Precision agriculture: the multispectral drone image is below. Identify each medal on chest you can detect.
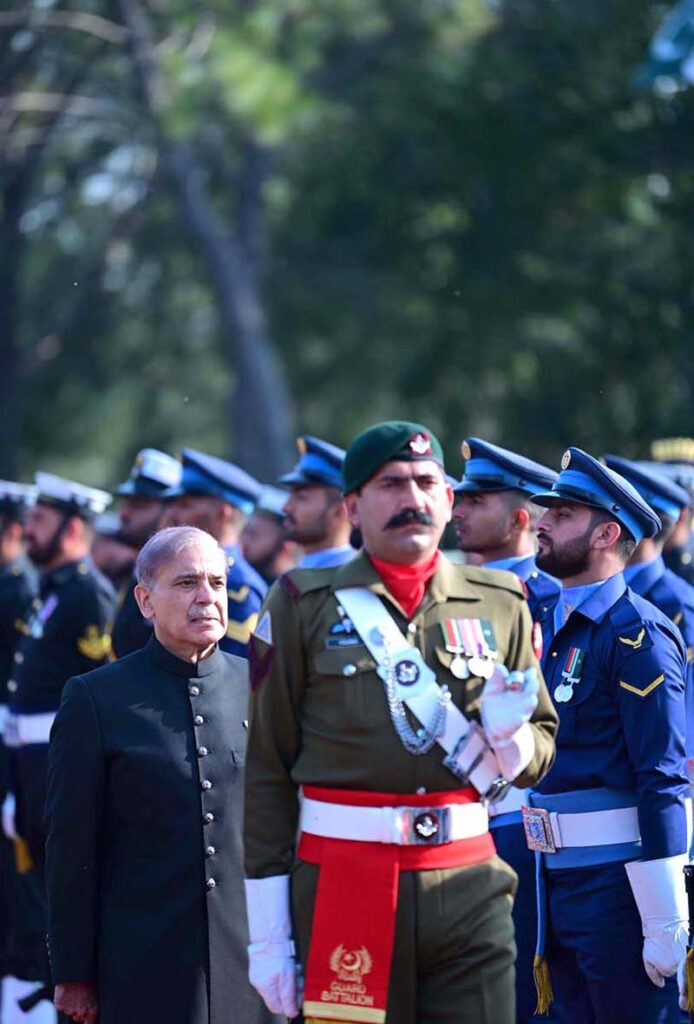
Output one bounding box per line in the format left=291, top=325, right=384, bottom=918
left=554, top=646, right=586, bottom=704
left=27, top=594, right=59, bottom=640
left=440, top=618, right=498, bottom=679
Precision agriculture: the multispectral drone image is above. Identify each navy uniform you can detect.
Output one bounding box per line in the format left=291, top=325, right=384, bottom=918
left=279, top=435, right=355, bottom=568
left=453, top=438, right=560, bottom=1024
left=527, top=450, right=689, bottom=1024
left=110, top=448, right=181, bottom=659
left=0, top=484, right=46, bottom=1021
left=7, top=475, right=116, bottom=869
left=164, top=450, right=267, bottom=656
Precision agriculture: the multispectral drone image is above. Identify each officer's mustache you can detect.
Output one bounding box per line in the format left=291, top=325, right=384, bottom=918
left=536, top=532, right=552, bottom=547
left=385, top=508, right=434, bottom=530
left=188, top=607, right=220, bottom=621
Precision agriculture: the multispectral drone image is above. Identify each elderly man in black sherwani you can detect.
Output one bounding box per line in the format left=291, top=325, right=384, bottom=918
left=44, top=526, right=284, bottom=1024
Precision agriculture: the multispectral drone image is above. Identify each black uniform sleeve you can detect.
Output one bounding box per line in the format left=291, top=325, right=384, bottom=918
left=45, top=676, right=104, bottom=983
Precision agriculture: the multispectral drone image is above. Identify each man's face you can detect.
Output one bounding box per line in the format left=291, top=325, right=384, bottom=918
left=346, top=460, right=452, bottom=564
left=24, top=504, right=67, bottom=567
left=165, top=495, right=224, bottom=539
left=452, top=491, right=516, bottom=553
left=118, top=496, right=164, bottom=548
left=241, top=512, right=285, bottom=567
left=535, top=502, right=599, bottom=580
left=135, top=541, right=228, bottom=658
left=283, top=485, right=340, bottom=545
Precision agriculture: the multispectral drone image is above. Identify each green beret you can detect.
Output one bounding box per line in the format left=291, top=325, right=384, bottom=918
left=343, top=421, right=445, bottom=494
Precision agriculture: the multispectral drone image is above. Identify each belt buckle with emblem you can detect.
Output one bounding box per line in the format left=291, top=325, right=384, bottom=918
left=400, top=806, right=451, bottom=845
left=521, top=805, right=556, bottom=853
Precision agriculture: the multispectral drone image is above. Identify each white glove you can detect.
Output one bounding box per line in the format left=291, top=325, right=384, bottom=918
left=481, top=665, right=539, bottom=743
left=625, top=855, right=689, bottom=988
left=2, top=792, right=16, bottom=840
left=245, top=875, right=302, bottom=1018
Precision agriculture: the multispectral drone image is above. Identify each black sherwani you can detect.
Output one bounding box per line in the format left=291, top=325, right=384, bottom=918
left=45, top=636, right=284, bottom=1024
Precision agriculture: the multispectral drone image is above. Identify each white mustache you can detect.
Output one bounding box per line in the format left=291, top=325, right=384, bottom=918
left=188, top=607, right=220, bottom=622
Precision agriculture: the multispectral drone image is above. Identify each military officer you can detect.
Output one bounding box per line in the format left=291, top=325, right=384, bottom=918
left=0, top=483, right=47, bottom=1023
left=524, top=449, right=689, bottom=1024
left=110, top=448, right=181, bottom=658
left=651, top=438, right=694, bottom=586
left=240, top=486, right=298, bottom=585
left=164, top=449, right=267, bottom=656
left=45, top=527, right=284, bottom=1024
left=244, top=420, right=558, bottom=1024
left=280, top=435, right=355, bottom=568
left=452, top=438, right=560, bottom=1024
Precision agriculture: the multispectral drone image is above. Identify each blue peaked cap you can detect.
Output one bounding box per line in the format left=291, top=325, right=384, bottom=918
left=163, top=449, right=261, bottom=515
left=454, top=437, right=558, bottom=497
left=602, top=455, right=690, bottom=522
left=279, top=435, right=345, bottom=490
left=114, top=448, right=181, bottom=498
left=532, top=447, right=661, bottom=544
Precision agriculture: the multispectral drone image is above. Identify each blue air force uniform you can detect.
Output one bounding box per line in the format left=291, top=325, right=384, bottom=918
left=165, top=450, right=267, bottom=656
left=279, top=435, right=355, bottom=569
left=527, top=449, right=689, bottom=1024
left=110, top=448, right=181, bottom=659
left=603, top=455, right=694, bottom=762
left=453, top=437, right=560, bottom=1024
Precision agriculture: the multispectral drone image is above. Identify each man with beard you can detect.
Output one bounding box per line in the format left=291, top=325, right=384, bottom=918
left=0, top=483, right=46, bottom=1023
left=523, top=448, right=689, bottom=1024
left=45, top=527, right=285, bottom=1024
left=451, top=437, right=560, bottom=1024
left=164, top=450, right=267, bottom=656
left=240, top=487, right=298, bottom=585
left=280, top=435, right=354, bottom=568
left=110, top=448, right=182, bottom=658
left=1, top=474, right=115, bottom=1017
left=244, top=420, right=558, bottom=1024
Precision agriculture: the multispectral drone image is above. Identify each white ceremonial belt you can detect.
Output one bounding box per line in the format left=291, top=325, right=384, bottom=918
left=300, top=796, right=489, bottom=847
left=4, top=712, right=56, bottom=747
left=335, top=587, right=510, bottom=803
left=489, top=786, right=527, bottom=818
left=522, top=804, right=640, bottom=853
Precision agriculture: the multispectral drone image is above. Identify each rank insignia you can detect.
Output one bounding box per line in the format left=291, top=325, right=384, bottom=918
left=554, top=646, right=585, bottom=703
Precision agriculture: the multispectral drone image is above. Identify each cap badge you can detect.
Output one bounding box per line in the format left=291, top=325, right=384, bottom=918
left=461, top=441, right=472, bottom=460
left=561, top=450, right=571, bottom=470
left=409, top=433, right=432, bottom=456
left=296, top=437, right=307, bottom=455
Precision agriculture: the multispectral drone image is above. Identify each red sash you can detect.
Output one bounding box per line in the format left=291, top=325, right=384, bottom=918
left=299, top=786, right=495, bottom=1024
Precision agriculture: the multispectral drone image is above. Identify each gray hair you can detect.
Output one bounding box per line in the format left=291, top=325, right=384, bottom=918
left=136, top=526, right=226, bottom=588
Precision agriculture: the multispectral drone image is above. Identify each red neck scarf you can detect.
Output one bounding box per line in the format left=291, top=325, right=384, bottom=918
left=369, top=550, right=440, bottom=619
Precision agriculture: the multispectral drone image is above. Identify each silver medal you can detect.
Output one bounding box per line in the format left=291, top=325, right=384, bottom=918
left=450, top=655, right=470, bottom=680
left=468, top=655, right=487, bottom=677
left=554, top=682, right=574, bottom=703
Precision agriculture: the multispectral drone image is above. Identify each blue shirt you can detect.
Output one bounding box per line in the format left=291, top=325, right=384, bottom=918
left=298, top=546, right=355, bottom=569
left=624, top=555, right=694, bottom=754
left=221, top=545, right=268, bottom=658
left=485, top=554, right=560, bottom=623
left=535, top=572, right=689, bottom=860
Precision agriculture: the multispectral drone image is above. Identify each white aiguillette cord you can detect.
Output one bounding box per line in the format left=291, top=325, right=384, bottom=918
left=334, top=587, right=508, bottom=799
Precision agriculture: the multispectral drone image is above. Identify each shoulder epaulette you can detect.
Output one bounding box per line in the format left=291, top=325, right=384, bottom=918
left=459, top=564, right=525, bottom=597
left=279, top=567, right=336, bottom=599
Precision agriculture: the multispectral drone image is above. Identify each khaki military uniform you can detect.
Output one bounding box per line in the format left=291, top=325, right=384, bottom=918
left=245, top=552, right=558, bottom=1024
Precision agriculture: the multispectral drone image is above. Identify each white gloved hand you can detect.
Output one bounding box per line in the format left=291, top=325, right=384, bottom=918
left=625, top=855, right=689, bottom=988
left=245, top=875, right=302, bottom=1018
left=2, top=792, right=16, bottom=840
left=481, top=665, right=539, bottom=744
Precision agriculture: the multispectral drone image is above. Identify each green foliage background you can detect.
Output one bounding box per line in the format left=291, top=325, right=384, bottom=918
left=3, top=0, right=692, bottom=486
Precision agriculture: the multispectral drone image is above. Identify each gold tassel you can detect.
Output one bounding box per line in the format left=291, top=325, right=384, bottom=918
left=533, top=953, right=554, bottom=1015
left=686, top=947, right=694, bottom=1013
left=13, top=837, right=33, bottom=875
